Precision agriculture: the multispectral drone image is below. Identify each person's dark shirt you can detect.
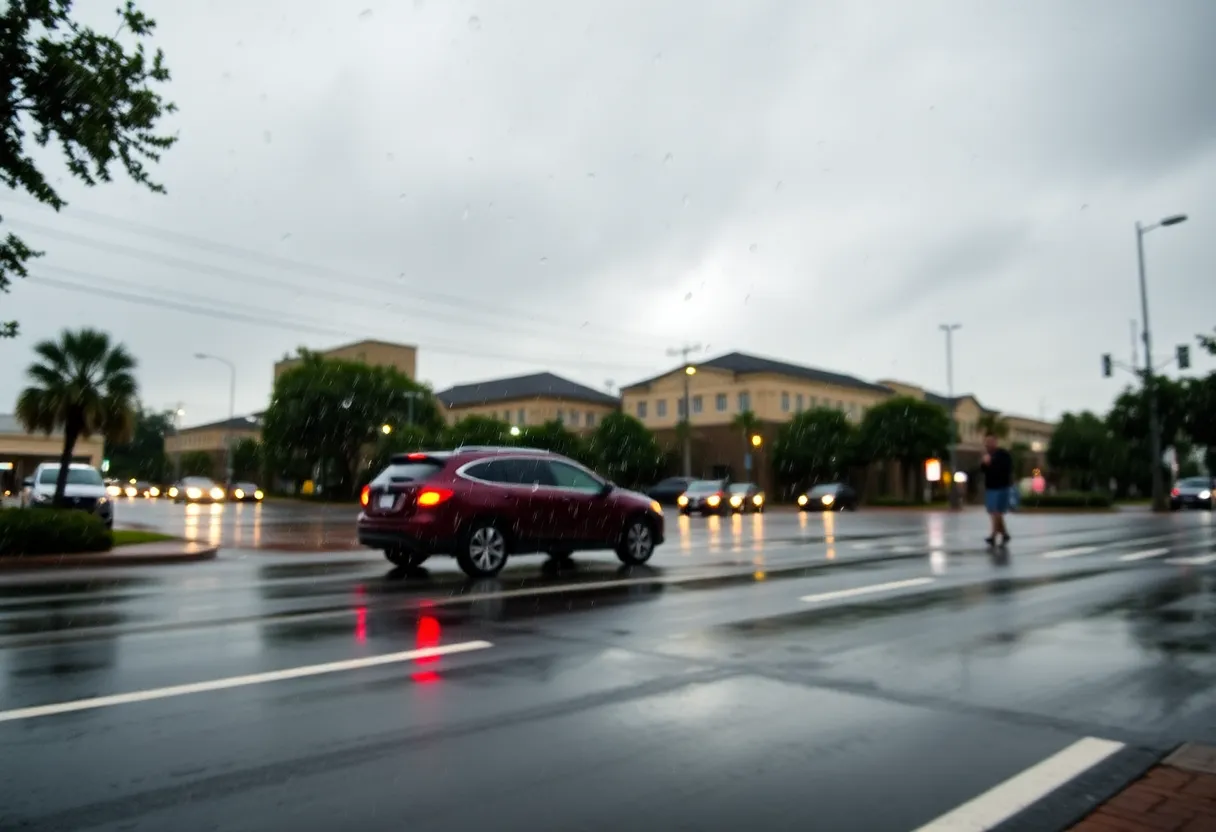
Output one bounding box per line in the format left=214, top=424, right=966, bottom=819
left=982, top=448, right=1014, bottom=489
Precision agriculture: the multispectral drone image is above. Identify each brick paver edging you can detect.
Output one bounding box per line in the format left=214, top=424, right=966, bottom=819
left=1071, top=743, right=1216, bottom=831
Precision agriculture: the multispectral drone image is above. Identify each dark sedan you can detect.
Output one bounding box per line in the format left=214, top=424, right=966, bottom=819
left=677, top=479, right=729, bottom=516
left=798, top=482, right=859, bottom=511
left=228, top=482, right=265, bottom=502
left=648, top=476, right=694, bottom=506
left=726, top=482, right=765, bottom=513
left=1171, top=476, right=1214, bottom=511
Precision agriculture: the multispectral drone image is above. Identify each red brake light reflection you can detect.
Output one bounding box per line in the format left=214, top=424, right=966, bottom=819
left=360, top=485, right=370, bottom=507
left=416, top=488, right=453, bottom=508
left=413, top=615, right=442, bottom=684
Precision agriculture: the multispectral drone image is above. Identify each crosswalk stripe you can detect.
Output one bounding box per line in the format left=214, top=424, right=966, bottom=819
left=1165, top=553, right=1216, bottom=566
left=1118, top=547, right=1171, bottom=562
left=1042, top=546, right=1099, bottom=559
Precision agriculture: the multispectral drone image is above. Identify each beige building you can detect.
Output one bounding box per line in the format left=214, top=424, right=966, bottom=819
left=273, top=339, right=417, bottom=383
left=437, top=372, right=619, bottom=432
left=163, top=414, right=264, bottom=479
left=0, top=414, right=104, bottom=495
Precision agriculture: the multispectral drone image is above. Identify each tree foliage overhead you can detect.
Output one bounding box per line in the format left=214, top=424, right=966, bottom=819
left=770, top=408, right=856, bottom=490
left=443, top=415, right=511, bottom=448
left=15, top=327, right=138, bottom=504
left=261, top=352, right=441, bottom=497
left=104, top=405, right=172, bottom=481
left=1, top=0, right=177, bottom=337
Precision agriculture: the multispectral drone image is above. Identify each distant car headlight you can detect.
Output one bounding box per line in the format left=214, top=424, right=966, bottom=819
left=168, top=486, right=179, bottom=498
left=677, top=495, right=688, bottom=507
left=1200, top=490, right=1212, bottom=500
left=209, top=487, right=226, bottom=501
left=730, top=495, right=743, bottom=507
left=106, top=485, right=122, bottom=497
left=753, top=494, right=764, bottom=505
left=148, top=486, right=160, bottom=497
left=706, top=494, right=721, bottom=507
left=798, top=494, right=808, bottom=506
left=821, top=494, right=835, bottom=506
left=233, top=488, right=245, bottom=500
left=124, top=486, right=138, bottom=497
left=254, top=489, right=264, bottom=500
left=185, top=487, right=203, bottom=500
left=97, top=496, right=109, bottom=506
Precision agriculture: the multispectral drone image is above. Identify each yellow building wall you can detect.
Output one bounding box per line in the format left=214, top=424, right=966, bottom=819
left=446, top=398, right=618, bottom=432
left=165, top=426, right=262, bottom=455
left=0, top=433, right=104, bottom=467
left=274, top=340, right=418, bottom=383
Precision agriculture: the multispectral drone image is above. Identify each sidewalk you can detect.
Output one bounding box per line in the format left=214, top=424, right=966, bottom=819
left=1071, top=743, right=1216, bottom=831
left=0, top=540, right=218, bottom=570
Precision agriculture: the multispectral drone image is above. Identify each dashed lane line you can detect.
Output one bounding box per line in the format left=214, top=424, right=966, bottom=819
left=1118, top=547, right=1172, bottom=562
left=1041, top=546, right=1099, bottom=559
left=0, top=640, right=493, bottom=723
left=799, top=577, right=934, bottom=604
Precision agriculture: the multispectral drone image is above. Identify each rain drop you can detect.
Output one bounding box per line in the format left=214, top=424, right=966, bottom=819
left=461, top=206, right=470, bottom=220
left=775, top=180, right=783, bottom=191
left=262, top=130, right=272, bottom=144
left=386, top=152, right=395, bottom=162
left=280, top=233, right=292, bottom=242
left=468, top=15, right=481, bottom=31
left=681, top=194, right=690, bottom=208
left=539, top=257, right=548, bottom=265
left=684, top=292, right=693, bottom=301
left=342, top=397, right=354, bottom=409
left=586, top=172, right=596, bottom=179
left=748, top=243, right=758, bottom=254
left=663, top=152, right=673, bottom=164
left=398, top=192, right=407, bottom=200
left=359, top=8, right=373, bottom=19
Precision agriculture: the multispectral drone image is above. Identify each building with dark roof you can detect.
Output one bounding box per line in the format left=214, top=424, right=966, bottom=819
left=436, top=372, right=619, bottom=431
left=163, top=412, right=265, bottom=479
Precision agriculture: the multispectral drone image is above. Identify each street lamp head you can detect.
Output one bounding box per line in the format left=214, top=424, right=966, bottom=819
left=750, top=433, right=762, bottom=448
left=509, top=425, right=521, bottom=437
left=1161, top=214, right=1188, bottom=227
left=685, top=365, right=696, bottom=376
left=381, top=424, right=392, bottom=435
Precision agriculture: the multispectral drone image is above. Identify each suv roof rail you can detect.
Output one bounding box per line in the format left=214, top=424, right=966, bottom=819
left=453, top=445, right=554, bottom=454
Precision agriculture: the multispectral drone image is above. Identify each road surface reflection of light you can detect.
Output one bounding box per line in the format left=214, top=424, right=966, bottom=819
left=413, top=615, right=442, bottom=684
left=707, top=514, right=722, bottom=550
left=252, top=501, right=263, bottom=547
left=928, top=512, right=945, bottom=550
left=208, top=504, right=223, bottom=546
left=355, top=606, right=367, bottom=642
left=930, top=550, right=947, bottom=574
left=183, top=503, right=200, bottom=541
left=751, top=511, right=765, bottom=547
left=677, top=513, right=692, bottom=554
left=754, top=570, right=766, bottom=581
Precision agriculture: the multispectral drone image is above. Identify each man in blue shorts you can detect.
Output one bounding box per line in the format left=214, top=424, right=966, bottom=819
left=980, top=432, right=1014, bottom=547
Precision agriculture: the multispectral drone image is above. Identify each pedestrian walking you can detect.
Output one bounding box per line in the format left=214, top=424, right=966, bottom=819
left=980, top=433, right=1014, bottom=547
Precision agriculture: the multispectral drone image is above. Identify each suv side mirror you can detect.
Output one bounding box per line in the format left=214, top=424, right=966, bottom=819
left=598, top=481, right=614, bottom=497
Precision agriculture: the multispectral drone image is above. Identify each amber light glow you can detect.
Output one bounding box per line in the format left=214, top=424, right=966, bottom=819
left=360, top=485, right=371, bottom=507
left=416, top=488, right=453, bottom=507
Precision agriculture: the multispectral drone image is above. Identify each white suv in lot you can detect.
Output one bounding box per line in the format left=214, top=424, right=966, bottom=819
left=22, top=463, right=114, bottom=528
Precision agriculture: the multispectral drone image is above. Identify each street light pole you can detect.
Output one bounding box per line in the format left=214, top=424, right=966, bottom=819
left=1135, top=213, right=1187, bottom=513
left=195, top=353, right=236, bottom=486
left=940, top=324, right=961, bottom=509
left=667, top=343, right=702, bottom=478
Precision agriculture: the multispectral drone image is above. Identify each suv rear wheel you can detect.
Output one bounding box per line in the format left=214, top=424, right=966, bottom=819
left=616, top=516, right=655, bottom=566
left=456, top=521, right=509, bottom=578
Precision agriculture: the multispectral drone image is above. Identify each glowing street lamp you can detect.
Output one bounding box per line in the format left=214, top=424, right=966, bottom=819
left=509, top=425, right=522, bottom=437
left=381, top=424, right=393, bottom=435
left=750, top=434, right=762, bottom=448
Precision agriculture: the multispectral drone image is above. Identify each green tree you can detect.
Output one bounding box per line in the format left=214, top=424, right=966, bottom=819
left=365, top=424, right=434, bottom=483
left=1105, top=376, right=1191, bottom=450
left=179, top=450, right=214, bottom=478
left=230, top=438, right=263, bottom=482
left=977, top=412, right=1010, bottom=439
left=261, top=352, right=442, bottom=497
left=1198, top=327, right=1216, bottom=356
left=15, top=328, right=138, bottom=505
left=856, top=397, right=953, bottom=500
left=1, top=1, right=177, bottom=337
left=520, top=419, right=587, bottom=462
left=1047, top=411, right=1121, bottom=491
left=443, top=415, right=513, bottom=447
left=771, top=408, right=856, bottom=490
left=585, top=412, right=662, bottom=488
left=1186, top=372, right=1216, bottom=472
left=105, top=406, right=172, bottom=481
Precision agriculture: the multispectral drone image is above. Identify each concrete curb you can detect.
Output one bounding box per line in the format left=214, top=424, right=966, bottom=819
left=0, top=540, right=219, bottom=571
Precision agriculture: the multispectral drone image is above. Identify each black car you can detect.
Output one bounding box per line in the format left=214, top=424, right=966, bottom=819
left=228, top=482, right=265, bottom=502
left=648, top=476, right=694, bottom=506
left=798, top=482, right=858, bottom=511
left=726, top=482, right=765, bottom=513
left=677, top=479, right=729, bottom=515
left=1170, top=476, right=1214, bottom=511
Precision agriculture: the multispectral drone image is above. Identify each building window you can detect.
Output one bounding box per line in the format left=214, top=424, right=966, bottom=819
left=781, top=391, right=790, bottom=413
left=848, top=403, right=857, bottom=419
left=517, top=408, right=526, bottom=425
left=585, top=412, right=596, bottom=427
left=656, top=400, right=667, bottom=418
left=738, top=391, right=750, bottom=412
left=796, top=393, right=804, bottom=412
left=556, top=411, right=564, bottom=425
left=692, top=395, right=703, bottom=414
left=837, top=400, right=844, bottom=410
left=809, top=396, right=818, bottom=408
left=716, top=393, right=727, bottom=412
left=569, top=411, right=580, bottom=426
left=637, top=401, right=647, bottom=418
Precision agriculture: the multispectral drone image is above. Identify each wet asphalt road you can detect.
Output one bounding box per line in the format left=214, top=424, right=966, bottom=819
left=2, top=502, right=1216, bottom=831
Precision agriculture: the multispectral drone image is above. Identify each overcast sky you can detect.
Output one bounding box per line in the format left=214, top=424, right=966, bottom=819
left=2, top=0, right=1214, bottom=428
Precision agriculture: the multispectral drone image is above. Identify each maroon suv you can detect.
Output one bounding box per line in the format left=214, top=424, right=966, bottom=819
left=357, top=447, right=666, bottom=578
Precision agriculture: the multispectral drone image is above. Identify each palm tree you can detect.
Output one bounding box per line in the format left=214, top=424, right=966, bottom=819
left=977, top=412, right=1010, bottom=440
left=15, top=328, right=139, bottom=506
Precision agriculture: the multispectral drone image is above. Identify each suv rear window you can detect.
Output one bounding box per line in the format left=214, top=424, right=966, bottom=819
left=373, top=462, right=443, bottom=485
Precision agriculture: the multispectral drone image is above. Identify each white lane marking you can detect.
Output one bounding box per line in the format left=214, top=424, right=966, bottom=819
left=800, top=577, right=934, bottom=604
left=911, top=736, right=1125, bottom=832
left=0, top=641, right=493, bottom=723
left=1042, top=546, right=1099, bottom=559
left=1166, top=553, right=1216, bottom=566
left=1118, top=547, right=1171, bottom=562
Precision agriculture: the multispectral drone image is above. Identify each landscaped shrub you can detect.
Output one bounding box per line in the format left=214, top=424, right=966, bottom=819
left=1017, top=491, right=1114, bottom=509
left=0, top=508, right=113, bottom=556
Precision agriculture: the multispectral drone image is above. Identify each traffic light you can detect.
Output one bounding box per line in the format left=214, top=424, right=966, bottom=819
left=1178, top=344, right=1191, bottom=370
left=1101, top=354, right=1112, bottom=378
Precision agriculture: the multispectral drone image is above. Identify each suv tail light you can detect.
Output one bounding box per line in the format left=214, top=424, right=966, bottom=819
left=416, top=487, right=453, bottom=508
left=360, top=485, right=371, bottom=507
left=1171, top=487, right=1180, bottom=497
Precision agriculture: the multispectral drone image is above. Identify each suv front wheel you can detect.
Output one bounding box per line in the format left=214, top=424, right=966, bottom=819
left=456, top=521, right=510, bottom=578
left=616, top=516, right=655, bottom=566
